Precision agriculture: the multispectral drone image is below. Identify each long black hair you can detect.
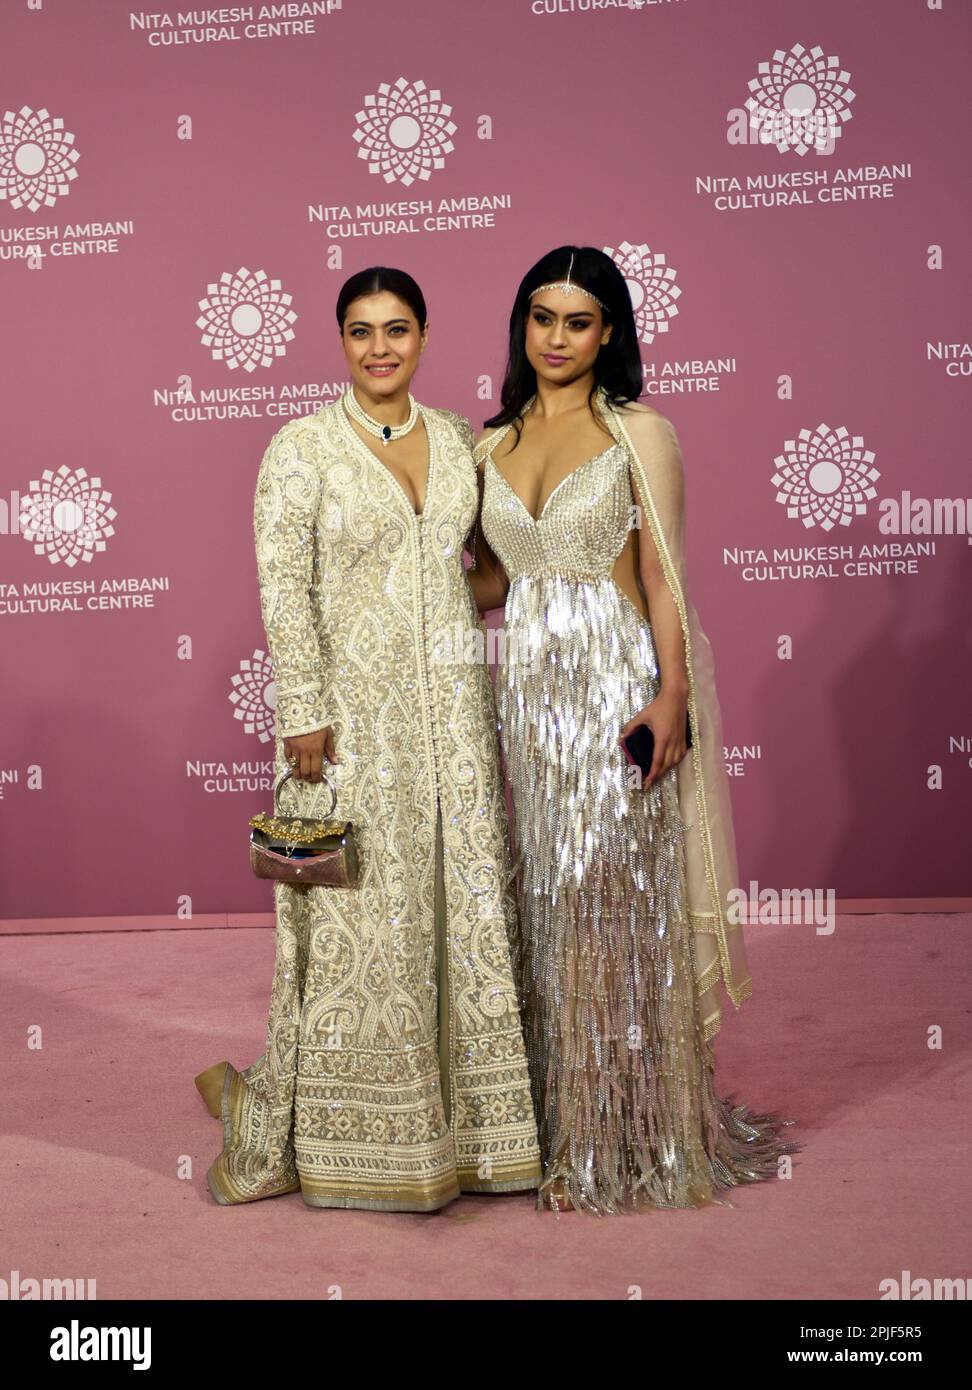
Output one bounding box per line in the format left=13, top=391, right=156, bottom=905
left=484, top=245, right=642, bottom=440
left=335, top=266, right=428, bottom=331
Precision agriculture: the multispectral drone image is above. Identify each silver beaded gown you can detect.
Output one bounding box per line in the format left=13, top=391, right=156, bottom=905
left=480, top=437, right=798, bottom=1214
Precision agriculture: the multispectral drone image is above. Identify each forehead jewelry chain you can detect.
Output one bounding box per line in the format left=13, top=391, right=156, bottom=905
left=528, top=250, right=608, bottom=312
left=343, top=387, right=419, bottom=446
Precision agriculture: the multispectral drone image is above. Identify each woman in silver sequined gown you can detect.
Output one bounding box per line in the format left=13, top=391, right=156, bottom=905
left=470, top=247, right=798, bottom=1214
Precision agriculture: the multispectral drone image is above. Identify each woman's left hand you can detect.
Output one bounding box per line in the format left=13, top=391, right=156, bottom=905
left=620, top=689, right=689, bottom=789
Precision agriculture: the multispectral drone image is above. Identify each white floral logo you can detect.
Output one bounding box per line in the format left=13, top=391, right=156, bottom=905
left=196, top=268, right=297, bottom=373
left=0, top=105, right=79, bottom=211
left=20, top=466, right=116, bottom=566
left=230, top=649, right=277, bottom=742
left=745, top=44, right=855, bottom=156
left=603, top=241, right=681, bottom=345
left=772, top=425, right=879, bottom=531
left=353, top=77, right=457, bottom=185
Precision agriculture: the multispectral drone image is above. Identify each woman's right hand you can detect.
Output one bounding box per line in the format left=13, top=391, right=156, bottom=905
left=283, top=726, right=339, bottom=782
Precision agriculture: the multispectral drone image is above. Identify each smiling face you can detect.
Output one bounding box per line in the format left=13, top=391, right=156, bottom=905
left=525, top=286, right=612, bottom=387
left=339, top=290, right=427, bottom=399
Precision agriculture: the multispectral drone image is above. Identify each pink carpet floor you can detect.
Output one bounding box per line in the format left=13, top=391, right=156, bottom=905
left=2, top=913, right=969, bottom=1300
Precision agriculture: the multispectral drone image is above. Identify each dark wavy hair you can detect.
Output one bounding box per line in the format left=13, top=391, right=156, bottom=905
left=483, top=246, right=642, bottom=440
left=335, top=266, right=428, bottom=331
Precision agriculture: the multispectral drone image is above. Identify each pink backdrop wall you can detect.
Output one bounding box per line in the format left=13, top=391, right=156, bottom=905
left=2, top=0, right=970, bottom=926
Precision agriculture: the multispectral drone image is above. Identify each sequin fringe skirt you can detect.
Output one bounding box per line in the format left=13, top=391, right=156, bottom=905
left=496, top=574, right=799, bottom=1215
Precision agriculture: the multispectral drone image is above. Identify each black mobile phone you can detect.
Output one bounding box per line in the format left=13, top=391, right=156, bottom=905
left=621, top=711, right=693, bottom=777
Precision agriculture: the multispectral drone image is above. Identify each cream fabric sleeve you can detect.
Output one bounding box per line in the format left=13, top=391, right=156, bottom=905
left=252, top=422, right=329, bottom=740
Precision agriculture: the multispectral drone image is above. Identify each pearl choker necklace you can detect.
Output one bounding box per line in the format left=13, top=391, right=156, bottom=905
left=342, top=387, right=419, bottom=446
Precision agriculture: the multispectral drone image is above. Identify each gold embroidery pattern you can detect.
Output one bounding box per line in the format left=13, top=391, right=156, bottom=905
left=206, top=402, right=541, bottom=1210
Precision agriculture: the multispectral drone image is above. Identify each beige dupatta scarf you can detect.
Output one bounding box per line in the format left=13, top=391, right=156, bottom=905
left=591, top=387, right=752, bottom=1037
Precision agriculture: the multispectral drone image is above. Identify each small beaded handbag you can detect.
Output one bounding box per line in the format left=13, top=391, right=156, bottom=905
left=249, top=769, right=358, bottom=888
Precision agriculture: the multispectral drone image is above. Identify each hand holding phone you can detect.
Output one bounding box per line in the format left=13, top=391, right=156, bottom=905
left=620, top=708, right=693, bottom=785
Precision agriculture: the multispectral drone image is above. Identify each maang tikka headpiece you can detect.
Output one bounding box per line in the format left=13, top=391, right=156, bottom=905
left=529, top=252, right=607, bottom=313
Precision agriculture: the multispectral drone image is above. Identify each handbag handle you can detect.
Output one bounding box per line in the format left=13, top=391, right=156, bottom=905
left=274, top=767, right=338, bottom=820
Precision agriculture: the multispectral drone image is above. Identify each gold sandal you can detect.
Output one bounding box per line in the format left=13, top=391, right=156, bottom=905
left=546, top=1182, right=575, bottom=1212
left=194, top=1061, right=230, bottom=1119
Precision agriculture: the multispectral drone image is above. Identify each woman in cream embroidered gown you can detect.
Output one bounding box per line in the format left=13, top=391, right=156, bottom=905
left=195, top=267, right=541, bottom=1210
left=470, top=247, right=798, bottom=1215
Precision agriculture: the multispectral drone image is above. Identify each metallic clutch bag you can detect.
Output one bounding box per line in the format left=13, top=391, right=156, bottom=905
left=249, top=769, right=358, bottom=888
